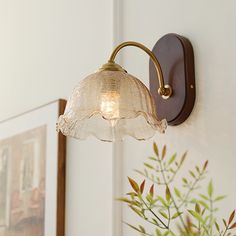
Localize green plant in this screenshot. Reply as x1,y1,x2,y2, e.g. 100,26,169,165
119,142,236,236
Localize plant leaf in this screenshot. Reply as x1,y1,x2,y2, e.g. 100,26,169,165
157,196,168,207
174,187,181,199
229,221,236,229
180,152,187,165
188,210,204,223
126,192,138,197
215,222,220,232
207,180,213,197
162,145,167,160
139,225,146,233
199,194,209,201
128,177,139,193
129,205,143,217
117,197,133,204
223,218,227,227
195,165,200,173
189,170,196,178
195,203,201,214
214,195,226,202
172,212,183,219
140,180,145,194
203,160,208,171
148,156,157,161
166,186,171,202
153,142,159,157
125,222,143,233
228,210,235,225
198,200,210,210
168,154,176,165
149,184,154,197
156,228,162,236
144,162,154,169
182,178,188,184
159,211,168,219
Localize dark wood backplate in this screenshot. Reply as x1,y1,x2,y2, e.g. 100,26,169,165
149,34,195,125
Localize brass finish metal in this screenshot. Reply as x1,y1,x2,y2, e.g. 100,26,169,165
108,41,172,98
99,62,126,72
158,85,173,100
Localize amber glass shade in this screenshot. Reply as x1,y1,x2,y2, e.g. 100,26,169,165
57,70,167,141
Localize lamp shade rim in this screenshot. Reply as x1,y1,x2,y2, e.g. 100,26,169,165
57,110,167,142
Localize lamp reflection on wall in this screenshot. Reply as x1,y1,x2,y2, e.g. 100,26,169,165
57,34,195,141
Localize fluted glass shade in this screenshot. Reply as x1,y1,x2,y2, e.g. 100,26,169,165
57,70,167,141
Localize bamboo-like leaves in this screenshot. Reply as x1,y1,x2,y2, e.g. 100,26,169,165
149,184,154,197
140,180,145,194
215,221,220,232
168,154,177,166
119,143,235,236
153,142,159,157
174,187,182,199
229,221,236,229
203,160,208,171
162,145,167,160
165,186,171,203
207,180,213,198
229,210,235,225
128,177,139,193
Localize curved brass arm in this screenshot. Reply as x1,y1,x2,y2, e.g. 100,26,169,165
108,41,172,98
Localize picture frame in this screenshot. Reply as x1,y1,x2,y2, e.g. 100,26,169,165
0,99,66,236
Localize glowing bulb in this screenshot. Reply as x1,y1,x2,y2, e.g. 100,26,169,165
100,91,120,127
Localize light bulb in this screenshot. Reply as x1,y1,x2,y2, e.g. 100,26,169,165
100,91,120,127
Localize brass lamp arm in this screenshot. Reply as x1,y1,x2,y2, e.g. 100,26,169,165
108,41,172,98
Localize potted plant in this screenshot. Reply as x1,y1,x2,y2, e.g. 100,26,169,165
119,142,236,236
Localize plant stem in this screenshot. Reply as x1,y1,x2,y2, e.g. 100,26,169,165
209,197,213,236
158,157,189,234
222,225,229,236
140,197,168,229
167,206,171,228
178,170,205,209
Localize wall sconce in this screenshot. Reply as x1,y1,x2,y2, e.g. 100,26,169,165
57,34,195,141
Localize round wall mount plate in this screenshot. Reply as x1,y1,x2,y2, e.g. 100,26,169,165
149,33,195,125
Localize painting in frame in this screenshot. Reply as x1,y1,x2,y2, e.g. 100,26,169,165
0,99,66,236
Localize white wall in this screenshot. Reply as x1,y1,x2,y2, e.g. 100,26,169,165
117,0,236,235
0,1,114,236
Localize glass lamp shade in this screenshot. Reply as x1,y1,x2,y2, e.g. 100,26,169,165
57,70,167,141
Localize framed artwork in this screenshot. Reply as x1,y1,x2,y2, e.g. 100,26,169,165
0,99,66,236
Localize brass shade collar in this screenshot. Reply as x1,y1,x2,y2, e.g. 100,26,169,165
98,62,127,73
